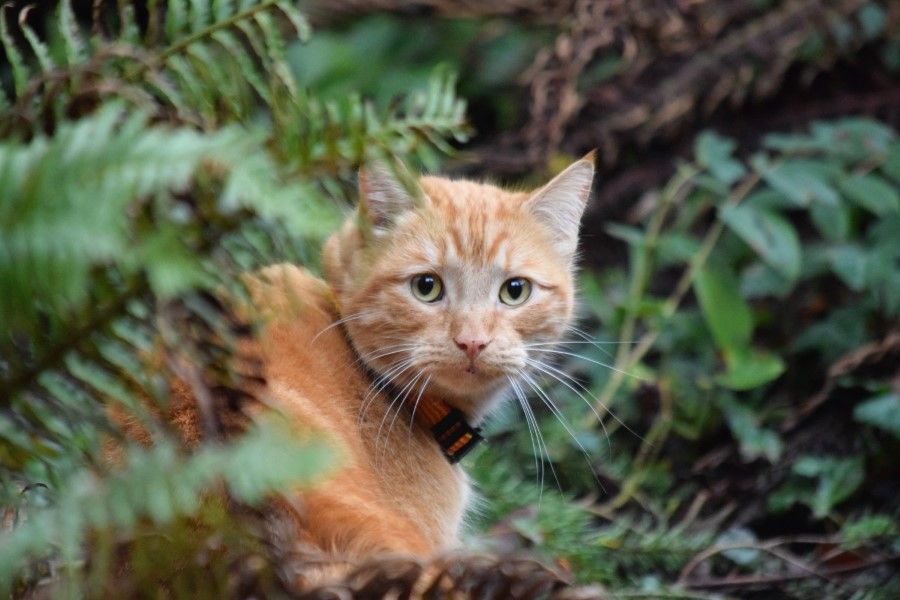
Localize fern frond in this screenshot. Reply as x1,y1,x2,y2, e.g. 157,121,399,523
18,5,53,73
0,4,28,96
276,69,470,181
58,0,87,64
0,3,471,594
0,419,338,593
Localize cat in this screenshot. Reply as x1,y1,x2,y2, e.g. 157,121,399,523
143,153,595,580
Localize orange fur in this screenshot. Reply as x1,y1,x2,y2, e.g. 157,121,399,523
132,156,595,581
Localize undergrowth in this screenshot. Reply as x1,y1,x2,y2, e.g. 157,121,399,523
0,1,467,595
470,120,900,597
1,1,898,598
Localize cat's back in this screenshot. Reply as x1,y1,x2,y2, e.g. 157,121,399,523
246,263,368,435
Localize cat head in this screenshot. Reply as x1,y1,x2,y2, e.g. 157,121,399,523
323,156,594,420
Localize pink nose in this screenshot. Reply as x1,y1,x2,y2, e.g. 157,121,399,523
454,336,490,360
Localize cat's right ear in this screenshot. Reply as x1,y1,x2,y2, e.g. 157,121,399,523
525,152,595,259
358,162,417,238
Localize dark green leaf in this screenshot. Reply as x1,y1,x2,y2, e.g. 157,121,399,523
740,261,794,299
717,348,785,391
810,201,851,241
694,266,753,350
720,203,802,281
716,394,783,461
696,131,746,185
752,156,840,207
853,393,900,438
828,245,869,290
838,173,900,215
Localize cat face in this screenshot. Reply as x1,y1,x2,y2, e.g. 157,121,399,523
323,157,594,419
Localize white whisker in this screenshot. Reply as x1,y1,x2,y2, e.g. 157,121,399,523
312,311,374,343
527,348,649,382
507,375,543,502
525,341,637,346
525,357,613,459
526,356,644,442
518,369,604,490
357,358,415,425
510,374,561,495
407,374,432,439
376,369,424,465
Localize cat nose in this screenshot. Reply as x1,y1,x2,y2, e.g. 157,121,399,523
454,336,490,360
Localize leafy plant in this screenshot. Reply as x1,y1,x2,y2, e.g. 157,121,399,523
471,118,900,595
0,0,468,594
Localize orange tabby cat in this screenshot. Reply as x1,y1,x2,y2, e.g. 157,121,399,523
159,154,594,574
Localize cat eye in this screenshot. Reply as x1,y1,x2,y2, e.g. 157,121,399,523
499,277,532,306
410,274,444,303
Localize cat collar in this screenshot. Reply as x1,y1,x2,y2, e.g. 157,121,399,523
414,395,483,464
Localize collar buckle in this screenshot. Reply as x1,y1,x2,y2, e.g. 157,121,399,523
430,406,483,464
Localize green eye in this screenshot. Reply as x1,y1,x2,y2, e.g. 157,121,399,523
499,277,532,306
410,274,443,302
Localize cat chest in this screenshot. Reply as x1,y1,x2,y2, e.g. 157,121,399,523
369,428,469,548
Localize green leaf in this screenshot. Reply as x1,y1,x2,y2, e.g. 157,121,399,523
857,4,886,39
828,245,869,291
696,131,746,186
792,455,865,519
720,203,802,281
717,348,785,391
716,394,783,461
694,266,753,350
717,527,760,565
853,393,900,438
656,232,701,267
752,156,840,207
838,173,900,215
841,514,898,546
884,143,900,183
740,261,794,299
604,223,644,247
810,201,851,240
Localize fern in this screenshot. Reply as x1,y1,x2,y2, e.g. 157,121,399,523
0,1,469,593
0,418,338,594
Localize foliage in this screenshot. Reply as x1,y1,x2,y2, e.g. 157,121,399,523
470,119,900,596
0,0,467,595
2,1,899,598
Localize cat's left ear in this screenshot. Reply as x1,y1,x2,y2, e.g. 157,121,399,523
526,152,595,258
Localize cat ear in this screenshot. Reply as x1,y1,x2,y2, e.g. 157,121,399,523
358,162,417,237
526,152,595,258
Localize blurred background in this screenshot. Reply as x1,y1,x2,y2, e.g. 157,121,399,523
1,1,899,598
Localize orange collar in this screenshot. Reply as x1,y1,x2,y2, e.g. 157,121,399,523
413,394,483,464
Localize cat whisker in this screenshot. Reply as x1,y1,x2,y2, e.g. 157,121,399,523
376,369,424,465
407,374,433,440
526,348,649,382
525,357,643,442
507,375,545,504
357,358,416,426
510,375,562,496
563,325,615,360
517,369,604,490
356,344,417,366
312,311,374,344
524,357,613,460
525,341,638,346
369,365,419,452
